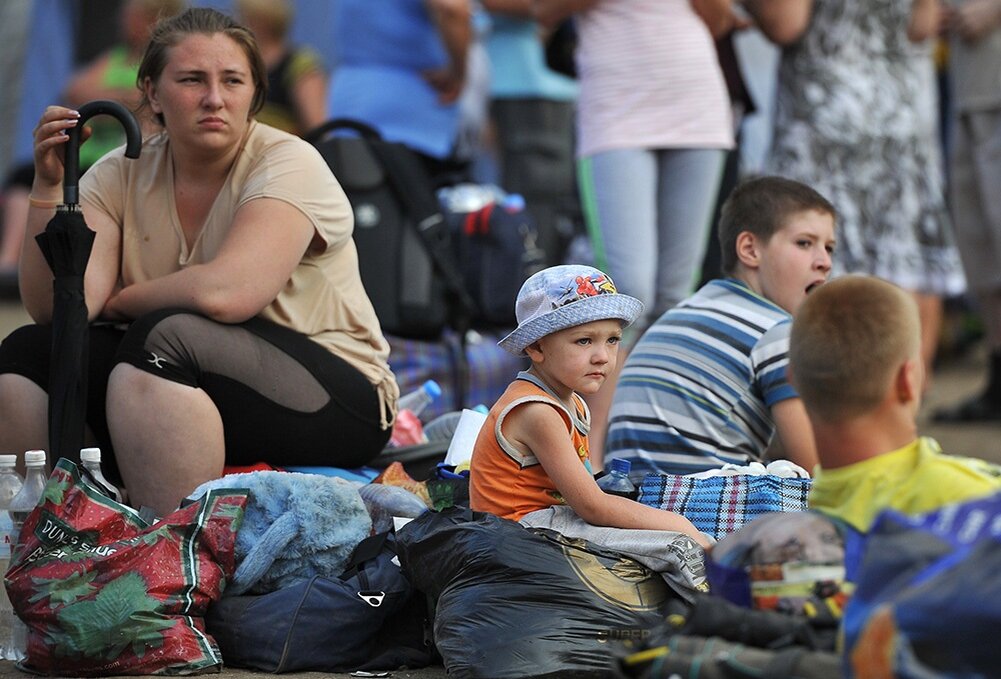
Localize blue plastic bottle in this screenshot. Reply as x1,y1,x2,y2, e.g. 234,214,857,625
397,380,442,420
596,458,637,500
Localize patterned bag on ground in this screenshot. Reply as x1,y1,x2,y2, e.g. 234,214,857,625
396,507,678,678
4,458,247,676
706,511,853,622
638,470,811,540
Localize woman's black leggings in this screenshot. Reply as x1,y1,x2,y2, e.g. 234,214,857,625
0,309,390,483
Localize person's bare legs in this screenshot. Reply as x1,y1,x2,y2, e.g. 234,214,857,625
0,374,49,466
979,290,1001,352
914,291,943,391
107,364,225,516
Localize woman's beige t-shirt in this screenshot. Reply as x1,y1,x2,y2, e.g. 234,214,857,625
80,121,398,425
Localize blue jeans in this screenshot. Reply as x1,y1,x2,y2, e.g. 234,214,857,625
580,147,726,325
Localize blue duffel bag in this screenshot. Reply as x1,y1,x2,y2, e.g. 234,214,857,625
842,491,1001,679
205,531,434,673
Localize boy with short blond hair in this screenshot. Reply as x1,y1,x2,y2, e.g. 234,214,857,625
790,275,1001,532
605,176,835,478
469,264,710,548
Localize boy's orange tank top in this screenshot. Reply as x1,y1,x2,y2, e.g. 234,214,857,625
469,373,592,521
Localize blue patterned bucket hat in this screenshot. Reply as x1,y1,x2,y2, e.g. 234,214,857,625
498,265,643,356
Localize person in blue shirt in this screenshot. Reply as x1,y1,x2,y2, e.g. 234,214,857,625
326,0,472,172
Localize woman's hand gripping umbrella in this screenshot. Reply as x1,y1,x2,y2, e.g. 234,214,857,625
34,100,141,466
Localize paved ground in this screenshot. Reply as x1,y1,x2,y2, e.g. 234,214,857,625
0,296,996,677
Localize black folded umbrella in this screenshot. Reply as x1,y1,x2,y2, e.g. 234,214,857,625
35,100,141,465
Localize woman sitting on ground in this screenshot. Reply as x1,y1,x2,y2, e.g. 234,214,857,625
0,7,398,516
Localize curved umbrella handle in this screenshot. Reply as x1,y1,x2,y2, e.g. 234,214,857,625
63,99,142,206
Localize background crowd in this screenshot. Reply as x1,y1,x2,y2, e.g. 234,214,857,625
0,0,998,450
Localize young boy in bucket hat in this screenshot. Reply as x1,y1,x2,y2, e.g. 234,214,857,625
469,264,710,547
605,176,835,479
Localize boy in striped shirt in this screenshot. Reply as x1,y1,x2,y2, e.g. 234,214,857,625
605,176,835,478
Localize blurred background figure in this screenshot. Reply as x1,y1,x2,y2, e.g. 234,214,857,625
744,0,966,383
0,3,33,217
532,0,735,462
235,0,328,137
532,0,734,327
481,0,580,268
326,0,474,181
934,0,1001,422
63,0,184,163
0,0,184,285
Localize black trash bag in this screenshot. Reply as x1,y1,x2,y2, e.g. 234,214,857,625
395,507,679,679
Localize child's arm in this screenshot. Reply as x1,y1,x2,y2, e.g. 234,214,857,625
505,402,712,548
769,398,819,472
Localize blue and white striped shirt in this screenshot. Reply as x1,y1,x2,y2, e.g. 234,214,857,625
606,279,797,478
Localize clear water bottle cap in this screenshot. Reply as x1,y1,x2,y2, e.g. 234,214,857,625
422,380,442,400
0,454,15,467
24,450,46,466
609,458,631,475
80,448,102,463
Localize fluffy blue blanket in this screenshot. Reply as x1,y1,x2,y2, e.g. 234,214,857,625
190,471,372,595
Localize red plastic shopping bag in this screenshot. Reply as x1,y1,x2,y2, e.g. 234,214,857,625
4,458,247,675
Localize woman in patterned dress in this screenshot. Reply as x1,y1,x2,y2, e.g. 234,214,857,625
743,0,965,377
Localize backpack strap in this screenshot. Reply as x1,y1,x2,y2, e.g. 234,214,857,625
368,142,477,324
369,142,476,408
306,120,477,408
340,531,393,608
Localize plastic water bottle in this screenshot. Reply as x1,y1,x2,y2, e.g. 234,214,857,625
423,404,491,443
8,450,48,661
397,380,442,420
357,484,429,534
0,456,23,662
597,458,637,500
437,183,498,213
423,411,465,443
80,448,122,503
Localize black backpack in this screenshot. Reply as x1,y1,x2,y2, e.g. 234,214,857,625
305,119,474,341
443,193,545,328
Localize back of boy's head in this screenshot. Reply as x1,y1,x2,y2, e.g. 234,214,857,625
789,275,920,422
718,176,836,275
